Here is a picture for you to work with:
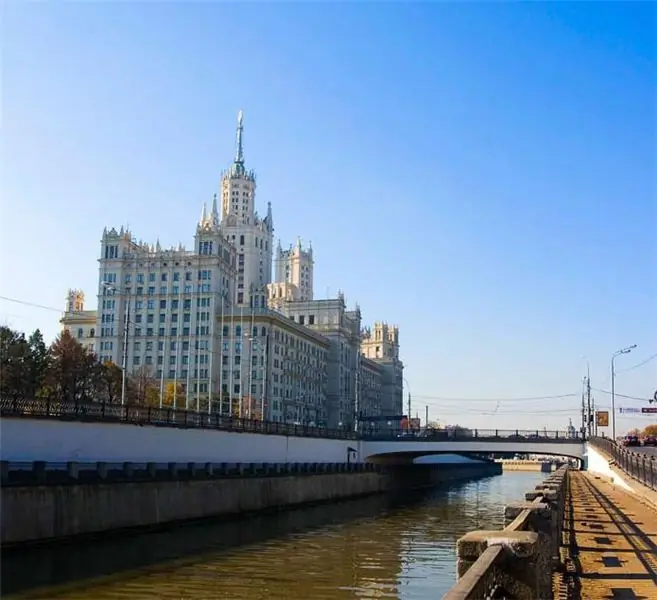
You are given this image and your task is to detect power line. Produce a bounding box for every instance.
[0,295,86,317]
[414,393,577,403]
[617,352,657,373]
[592,388,651,402]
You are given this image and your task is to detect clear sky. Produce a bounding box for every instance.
[2,2,655,432]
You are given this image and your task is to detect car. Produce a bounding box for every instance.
[642,435,657,447]
[622,435,641,447]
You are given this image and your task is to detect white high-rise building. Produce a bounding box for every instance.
[219,111,274,309]
[60,110,404,426]
[96,223,237,408]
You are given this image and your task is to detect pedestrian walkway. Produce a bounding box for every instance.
[555,471,657,600]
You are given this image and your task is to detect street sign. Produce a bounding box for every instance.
[641,407,657,414]
[619,407,642,414]
[596,411,609,427]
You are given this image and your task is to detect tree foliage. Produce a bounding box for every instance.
[0,325,128,404]
[642,424,657,437]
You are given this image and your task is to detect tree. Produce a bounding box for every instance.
[0,326,31,400]
[44,330,98,403]
[97,361,123,404]
[26,329,49,398]
[127,365,159,406]
[627,427,641,437]
[643,424,657,437]
[162,381,185,407]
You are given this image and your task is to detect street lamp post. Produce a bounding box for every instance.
[103,282,129,406]
[611,344,637,441]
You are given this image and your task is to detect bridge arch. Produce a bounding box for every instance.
[362,440,586,468]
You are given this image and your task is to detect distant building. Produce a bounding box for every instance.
[361,322,404,416]
[60,290,96,354]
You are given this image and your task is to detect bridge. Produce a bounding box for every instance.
[1,399,587,464]
[362,435,586,465]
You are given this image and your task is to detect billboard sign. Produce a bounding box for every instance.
[641,407,657,414]
[619,407,642,414]
[596,411,609,427]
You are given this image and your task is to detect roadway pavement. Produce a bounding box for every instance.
[633,445,657,457]
[554,471,657,600]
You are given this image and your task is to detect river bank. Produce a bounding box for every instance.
[2,461,501,548]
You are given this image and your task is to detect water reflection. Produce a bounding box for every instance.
[3,472,546,599]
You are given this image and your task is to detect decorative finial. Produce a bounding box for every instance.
[235,110,244,164]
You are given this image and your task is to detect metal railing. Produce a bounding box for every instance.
[444,465,569,600]
[589,436,656,491]
[361,427,585,442]
[1,398,586,445]
[0,397,358,440]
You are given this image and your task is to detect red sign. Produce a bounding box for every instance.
[641,407,657,414]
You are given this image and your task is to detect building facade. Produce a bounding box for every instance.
[217,309,329,424]
[96,223,237,408]
[60,290,97,354]
[361,322,404,416]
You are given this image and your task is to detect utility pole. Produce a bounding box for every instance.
[407,391,411,422]
[586,370,592,437]
[581,377,586,437]
[425,405,429,428]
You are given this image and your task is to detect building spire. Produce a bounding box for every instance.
[235,110,244,164]
[211,193,218,225]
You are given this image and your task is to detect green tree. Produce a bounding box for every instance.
[0,326,31,400]
[26,329,50,398]
[44,330,98,403]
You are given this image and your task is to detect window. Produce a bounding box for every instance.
[161,273,167,282]
[160,300,167,309]
[149,273,155,283]
[308,315,315,325]
[77,328,83,339]
[239,234,245,245]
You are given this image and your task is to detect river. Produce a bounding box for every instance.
[2,471,546,599]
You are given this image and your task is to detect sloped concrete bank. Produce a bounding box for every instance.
[1,462,501,547]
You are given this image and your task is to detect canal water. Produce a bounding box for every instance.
[3,471,546,599]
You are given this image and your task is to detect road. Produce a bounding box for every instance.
[634,445,657,457]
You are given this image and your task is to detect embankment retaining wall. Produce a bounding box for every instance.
[1,462,500,547]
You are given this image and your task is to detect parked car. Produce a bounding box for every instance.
[622,435,641,447]
[642,435,657,447]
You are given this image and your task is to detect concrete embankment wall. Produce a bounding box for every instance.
[0,418,361,463]
[1,463,500,547]
[586,444,633,491]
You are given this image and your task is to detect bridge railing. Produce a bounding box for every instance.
[444,465,569,600]
[589,436,656,491]
[0,397,358,440]
[361,428,585,442]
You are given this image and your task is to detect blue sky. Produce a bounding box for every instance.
[2,2,655,432]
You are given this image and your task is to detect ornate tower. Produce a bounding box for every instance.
[275,238,314,301]
[219,111,274,307]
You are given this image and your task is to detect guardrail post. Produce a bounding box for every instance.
[123,462,134,478]
[457,531,541,598]
[205,462,214,477]
[96,461,108,480]
[0,461,8,484]
[33,461,46,484]
[147,462,157,478]
[504,502,552,598]
[67,461,79,480]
